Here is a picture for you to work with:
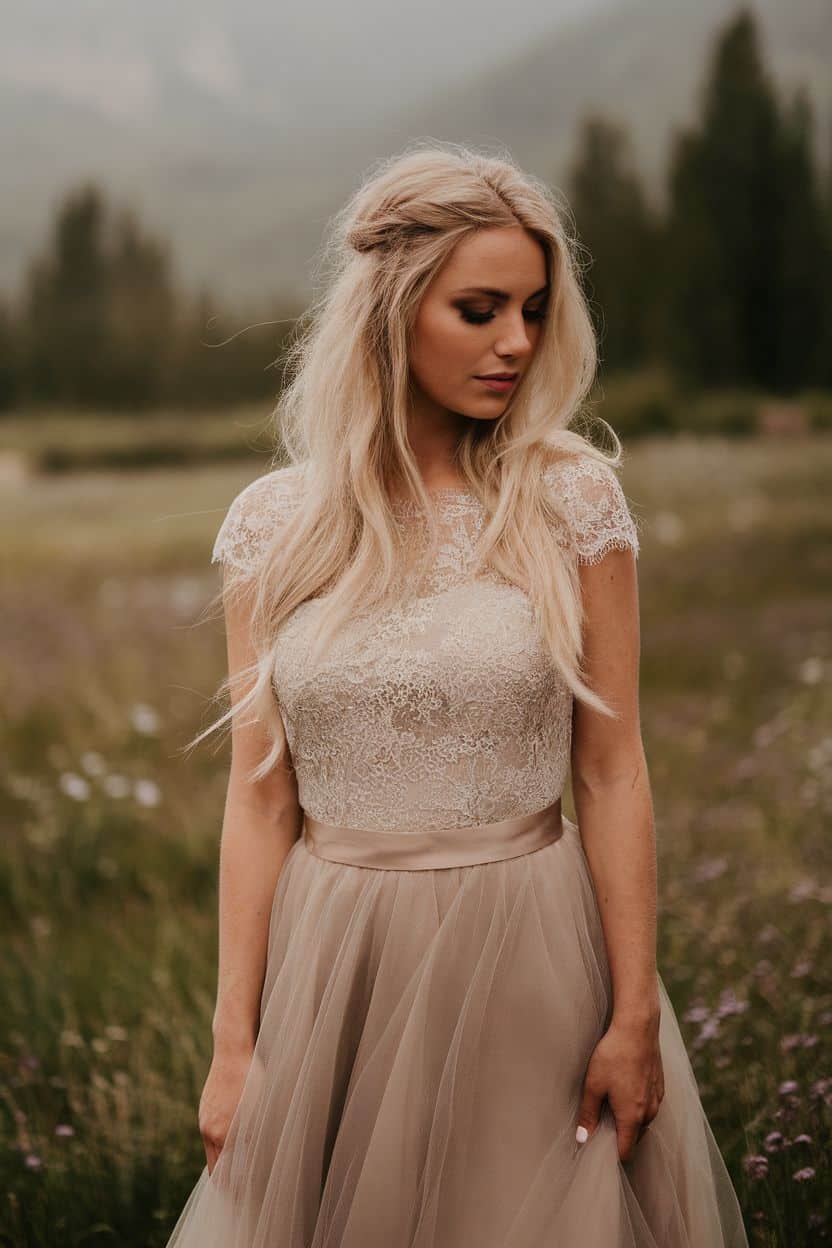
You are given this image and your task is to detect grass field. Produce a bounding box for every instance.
[1,435,830,1246]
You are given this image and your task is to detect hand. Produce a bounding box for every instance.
[575,1012,665,1163]
[198,1046,258,1176]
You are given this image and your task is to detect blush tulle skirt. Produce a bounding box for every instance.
[164,807,749,1247]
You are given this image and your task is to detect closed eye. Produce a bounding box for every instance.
[460,307,548,326]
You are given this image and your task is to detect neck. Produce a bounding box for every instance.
[404,380,470,488]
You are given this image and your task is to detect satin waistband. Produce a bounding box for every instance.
[301,800,564,871]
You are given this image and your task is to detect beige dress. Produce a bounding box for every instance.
[164,455,749,1247]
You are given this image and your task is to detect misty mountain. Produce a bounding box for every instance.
[3,0,829,307]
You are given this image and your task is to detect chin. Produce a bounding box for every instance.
[455,395,512,420]
[449,405,504,422]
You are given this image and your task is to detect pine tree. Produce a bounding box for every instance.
[664,7,830,393]
[23,184,113,403]
[567,116,662,373]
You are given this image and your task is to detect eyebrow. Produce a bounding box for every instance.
[451,284,550,300]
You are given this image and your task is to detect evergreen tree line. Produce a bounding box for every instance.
[0,7,829,413]
[566,9,832,391]
[0,187,303,412]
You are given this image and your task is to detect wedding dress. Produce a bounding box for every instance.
[164,453,748,1247]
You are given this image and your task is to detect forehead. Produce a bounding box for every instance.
[435,226,548,293]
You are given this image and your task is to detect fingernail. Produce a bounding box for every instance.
[575,1125,588,1145]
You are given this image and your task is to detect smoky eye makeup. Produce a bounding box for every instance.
[455,302,549,325]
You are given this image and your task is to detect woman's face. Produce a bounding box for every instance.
[409,225,549,421]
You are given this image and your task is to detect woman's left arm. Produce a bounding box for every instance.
[570,545,665,1163]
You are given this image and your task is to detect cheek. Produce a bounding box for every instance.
[411,306,479,390]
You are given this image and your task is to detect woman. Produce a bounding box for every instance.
[166,143,749,1246]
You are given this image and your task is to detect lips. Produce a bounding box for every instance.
[475,373,519,393]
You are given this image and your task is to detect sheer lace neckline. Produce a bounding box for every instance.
[389,485,480,515]
[211,454,642,577]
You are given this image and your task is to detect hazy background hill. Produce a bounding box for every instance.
[4,0,830,307]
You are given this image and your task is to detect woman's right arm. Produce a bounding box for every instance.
[199,579,303,1175]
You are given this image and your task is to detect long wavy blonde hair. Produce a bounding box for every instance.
[190,140,627,781]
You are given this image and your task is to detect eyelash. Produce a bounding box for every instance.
[459,308,548,325]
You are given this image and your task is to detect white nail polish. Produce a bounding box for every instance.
[575,1125,588,1145]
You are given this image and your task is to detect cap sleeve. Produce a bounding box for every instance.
[211,465,304,577]
[543,454,641,564]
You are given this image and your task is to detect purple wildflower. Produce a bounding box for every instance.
[715,988,748,1018]
[743,1155,769,1180]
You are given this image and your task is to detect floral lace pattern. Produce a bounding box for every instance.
[543,456,642,565]
[211,456,641,833]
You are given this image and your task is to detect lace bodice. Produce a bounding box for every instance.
[211,456,641,833]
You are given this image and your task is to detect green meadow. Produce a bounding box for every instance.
[0,434,830,1246]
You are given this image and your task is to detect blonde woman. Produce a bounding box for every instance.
[166,143,749,1247]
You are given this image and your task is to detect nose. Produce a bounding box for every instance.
[494,311,535,360]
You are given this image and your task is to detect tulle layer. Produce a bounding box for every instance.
[165,818,748,1247]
